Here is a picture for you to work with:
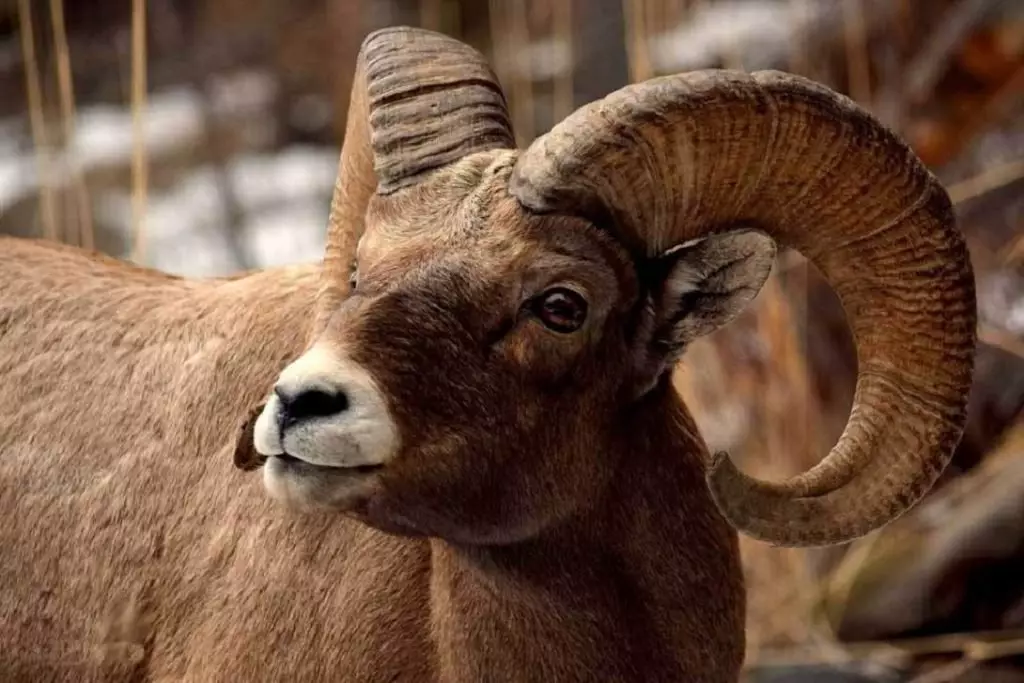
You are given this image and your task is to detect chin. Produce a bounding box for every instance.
[352,507,431,539]
[356,492,549,546]
[262,455,383,513]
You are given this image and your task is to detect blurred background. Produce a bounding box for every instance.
[1,0,1022,680]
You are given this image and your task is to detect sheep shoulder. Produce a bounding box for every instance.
[0,237,432,682]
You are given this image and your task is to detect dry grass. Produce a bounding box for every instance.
[842,0,872,104]
[672,271,833,662]
[753,628,1024,669]
[551,0,574,120]
[17,0,58,242]
[419,0,444,31]
[948,158,1024,206]
[48,0,94,250]
[129,0,149,264]
[624,0,654,82]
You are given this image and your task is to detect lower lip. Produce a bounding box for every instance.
[272,453,383,476]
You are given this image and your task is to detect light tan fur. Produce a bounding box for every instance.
[0,237,440,681]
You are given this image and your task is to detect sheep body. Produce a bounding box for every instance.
[0,235,744,682]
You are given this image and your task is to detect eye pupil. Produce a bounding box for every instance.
[535,288,587,333]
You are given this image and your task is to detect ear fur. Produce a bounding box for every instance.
[654,230,776,354]
[629,230,776,396]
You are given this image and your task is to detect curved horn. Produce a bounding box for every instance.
[313,26,514,340]
[509,71,976,547]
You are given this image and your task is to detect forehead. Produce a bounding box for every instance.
[357,185,633,288]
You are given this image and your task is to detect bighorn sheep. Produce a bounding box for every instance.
[0,26,976,683]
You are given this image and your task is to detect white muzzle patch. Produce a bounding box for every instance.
[253,345,399,470]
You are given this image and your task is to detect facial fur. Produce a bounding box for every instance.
[252,152,775,545]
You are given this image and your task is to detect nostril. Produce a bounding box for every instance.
[275,386,349,427]
[295,389,349,418]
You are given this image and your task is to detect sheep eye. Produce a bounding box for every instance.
[532,288,588,333]
[348,262,358,290]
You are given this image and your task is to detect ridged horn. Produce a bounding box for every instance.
[509,70,976,547]
[313,26,515,340]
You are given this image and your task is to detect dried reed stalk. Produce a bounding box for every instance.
[420,0,444,31]
[948,159,1024,206]
[720,0,746,71]
[551,0,574,120]
[787,0,810,75]
[17,0,58,242]
[885,0,914,126]
[504,0,535,145]
[816,529,886,636]
[842,0,872,105]
[909,659,978,683]
[754,628,1024,668]
[487,1,522,144]
[130,0,149,264]
[645,0,662,38]
[1002,233,1024,267]
[623,0,652,82]
[328,0,363,145]
[487,0,508,86]
[903,0,997,106]
[49,0,94,250]
[663,0,685,29]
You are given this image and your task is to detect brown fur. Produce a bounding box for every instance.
[0,155,749,682]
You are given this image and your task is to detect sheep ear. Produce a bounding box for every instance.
[226,400,269,472]
[650,230,776,360]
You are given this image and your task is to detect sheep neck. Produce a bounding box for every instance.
[426,386,746,682]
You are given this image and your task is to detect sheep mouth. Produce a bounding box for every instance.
[272,452,384,476]
[262,451,385,512]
